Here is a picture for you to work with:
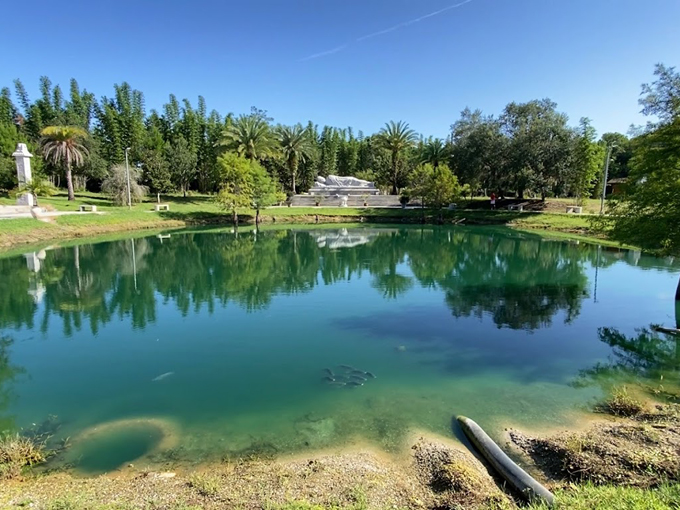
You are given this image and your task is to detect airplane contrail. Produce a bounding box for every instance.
[298,0,475,62]
[357,0,475,42]
[298,44,350,62]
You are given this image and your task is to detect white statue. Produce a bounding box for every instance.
[315,175,374,188]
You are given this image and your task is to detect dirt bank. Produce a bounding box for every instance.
[0,437,511,510]
[509,403,680,489]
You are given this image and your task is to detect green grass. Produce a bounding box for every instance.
[0,191,627,253]
[187,472,221,497]
[526,483,680,510]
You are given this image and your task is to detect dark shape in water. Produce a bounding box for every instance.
[347,381,364,387]
[338,364,355,371]
[323,368,335,377]
[350,375,367,382]
[328,382,346,387]
[322,376,335,382]
[351,370,367,376]
[365,372,376,379]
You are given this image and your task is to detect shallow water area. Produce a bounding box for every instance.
[0,225,678,471]
[66,422,165,475]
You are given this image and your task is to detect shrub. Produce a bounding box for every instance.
[599,387,644,417]
[102,164,147,206]
[0,432,45,480]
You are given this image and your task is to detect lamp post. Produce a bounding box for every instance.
[599,144,616,215]
[124,147,132,210]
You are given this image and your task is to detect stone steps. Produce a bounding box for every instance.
[0,205,45,219]
[290,195,405,208]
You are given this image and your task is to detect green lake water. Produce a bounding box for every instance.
[0,225,679,473]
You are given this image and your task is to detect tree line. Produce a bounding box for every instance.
[0,76,635,205]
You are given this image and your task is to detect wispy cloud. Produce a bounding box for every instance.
[298,44,350,62]
[298,0,475,62]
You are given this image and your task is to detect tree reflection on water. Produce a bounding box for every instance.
[0,227,677,337]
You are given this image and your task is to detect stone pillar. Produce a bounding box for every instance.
[12,143,35,207]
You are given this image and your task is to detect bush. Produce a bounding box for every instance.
[188,472,220,497]
[102,164,148,206]
[0,432,45,480]
[599,387,644,417]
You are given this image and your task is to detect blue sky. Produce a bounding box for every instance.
[1,0,678,138]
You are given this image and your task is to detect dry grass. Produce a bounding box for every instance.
[0,433,45,480]
[598,387,645,417]
[510,403,680,488]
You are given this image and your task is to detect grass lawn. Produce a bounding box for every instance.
[526,483,680,510]
[0,192,617,252]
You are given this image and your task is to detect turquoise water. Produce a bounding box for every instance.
[0,226,678,472]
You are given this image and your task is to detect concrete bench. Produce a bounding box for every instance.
[566,206,583,214]
[79,204,97,212]
[507,204,524,212]
[154,204,170,211]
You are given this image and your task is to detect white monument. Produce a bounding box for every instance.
[12,143,35,206]
[310,175,380,196]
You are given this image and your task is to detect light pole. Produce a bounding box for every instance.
[124,147,132,210]
[599,144,616,215]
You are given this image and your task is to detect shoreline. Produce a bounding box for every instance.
[2,401,679,509]
[0,207,628,255]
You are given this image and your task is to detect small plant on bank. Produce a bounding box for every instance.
[598,386,644,417]
[0,432,46,480]
[10,179,58,206]
[399,194,410,209]
[188,472,221,497]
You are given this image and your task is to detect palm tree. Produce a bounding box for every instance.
[39,126,89,201]
[220,115,276,161]
[376,121,418,194]
[277,125,314,194]
[421,138,450,168]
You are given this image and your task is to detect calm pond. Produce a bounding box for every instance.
[0,226,678,473]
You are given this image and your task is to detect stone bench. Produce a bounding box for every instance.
[154,204,170,211]
[566,206,583,214]
[79,204,97,212]
[507,204,524,212]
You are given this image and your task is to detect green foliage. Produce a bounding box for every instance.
[141,147,173,198]
[217,152,255,222]
[39,125,89,200]
[101,164,148,206]
[251,161,285,213]
[603,66,680,258]
[420,137,450,167]
[277,124,315,193]
[165,136,197,197]
[221,114,276,161]
[0,431,45,480]
[500,99,574,199]
[12,179,58,206]
[376,120,418,194]
[570,118,604,205]
[408,163,468,211]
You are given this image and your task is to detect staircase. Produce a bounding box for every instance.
[0,205,36,219]
[290,194,405,208]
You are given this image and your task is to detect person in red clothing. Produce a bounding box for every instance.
[490,192,496,210]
